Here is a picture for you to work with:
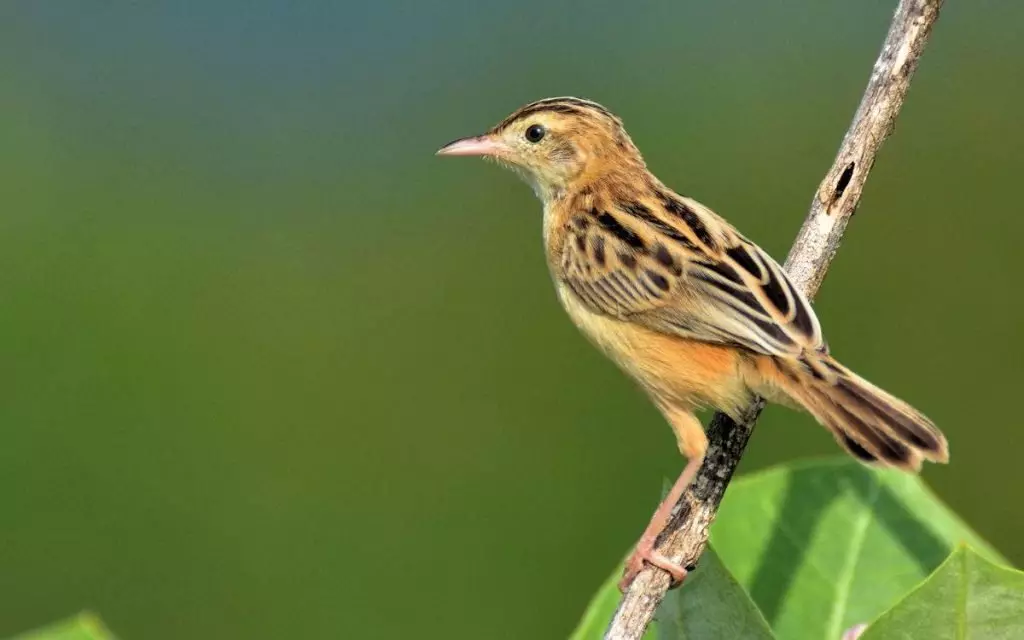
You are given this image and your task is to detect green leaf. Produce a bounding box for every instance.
[656,545,775,640]
[7,613,117,640]
[568,546,774,640]
[711,458,1005,640]
[860,546,1024,639]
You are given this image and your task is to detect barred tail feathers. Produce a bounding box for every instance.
[760,354,948,471]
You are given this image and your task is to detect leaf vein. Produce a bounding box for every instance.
[826,474,881,638]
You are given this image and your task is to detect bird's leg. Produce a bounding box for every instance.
[619,456,702,590]
[620,406,708,591]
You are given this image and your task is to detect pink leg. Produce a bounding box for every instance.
[619,405,708,591]
[619,455,704,590]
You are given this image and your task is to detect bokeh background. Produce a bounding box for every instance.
[2,1,1021,638]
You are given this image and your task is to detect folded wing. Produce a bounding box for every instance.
[556,193,824,357]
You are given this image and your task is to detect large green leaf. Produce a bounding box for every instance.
[7,613,116,640]
[568,546,773,640]
[860,546,1024,639]
[711,458,1004,640]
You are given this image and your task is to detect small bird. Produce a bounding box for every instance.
[437,97,948,590]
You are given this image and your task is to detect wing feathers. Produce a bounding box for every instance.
[556,190,825,357]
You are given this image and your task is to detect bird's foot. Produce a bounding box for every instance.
[618,539,688,591]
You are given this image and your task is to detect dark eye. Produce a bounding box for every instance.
[524,124,546,143]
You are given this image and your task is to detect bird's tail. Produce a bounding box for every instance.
[762,353,948,471]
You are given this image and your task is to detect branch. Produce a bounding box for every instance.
[604,1,943,637]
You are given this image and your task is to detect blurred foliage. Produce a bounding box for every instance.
[8,614,115,640]
[570,570,639,640]
[572,460,1024,639]
[1,1,1023,638]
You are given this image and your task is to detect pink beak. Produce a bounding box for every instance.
[436,135,507,157]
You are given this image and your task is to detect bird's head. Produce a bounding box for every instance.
[437,97,646,202]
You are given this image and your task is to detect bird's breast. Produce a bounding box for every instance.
[556,282,635,361]
[554,282,672,395]
[554,282,749,411]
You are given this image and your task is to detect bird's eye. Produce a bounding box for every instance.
[524,124,546,143]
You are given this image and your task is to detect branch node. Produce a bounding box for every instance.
[834,162,856,202]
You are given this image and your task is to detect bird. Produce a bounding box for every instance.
[436,97,948,590]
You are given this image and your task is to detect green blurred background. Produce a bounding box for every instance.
[1,1,1021,638]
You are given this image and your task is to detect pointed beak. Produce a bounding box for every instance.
[436,135,507,158]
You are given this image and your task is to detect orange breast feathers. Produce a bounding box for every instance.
[557,283,751,414]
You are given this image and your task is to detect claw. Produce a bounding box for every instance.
[619,541,688,591]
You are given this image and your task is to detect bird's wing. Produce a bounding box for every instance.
[556,192,824,356]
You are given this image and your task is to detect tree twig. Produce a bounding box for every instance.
[604,1,943,637]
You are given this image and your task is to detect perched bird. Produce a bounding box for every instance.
[437,97,948,590]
